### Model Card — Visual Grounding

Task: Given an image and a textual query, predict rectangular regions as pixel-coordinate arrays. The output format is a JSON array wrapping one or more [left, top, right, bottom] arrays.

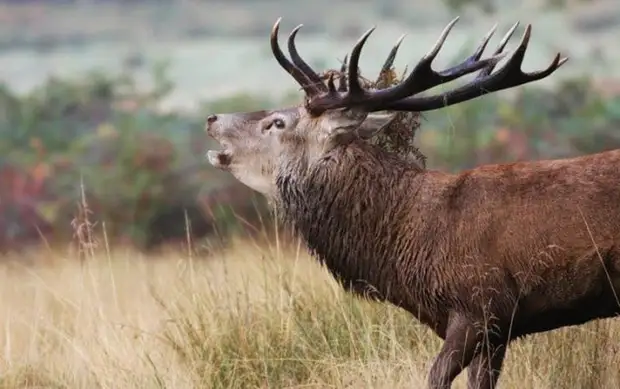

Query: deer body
[[278, 140, 620, 337], [276, 141, 620, 388], [204, 16, 615, 389]]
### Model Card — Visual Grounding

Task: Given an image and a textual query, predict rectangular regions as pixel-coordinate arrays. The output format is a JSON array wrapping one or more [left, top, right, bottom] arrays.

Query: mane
[[275, 141, 433, 303]]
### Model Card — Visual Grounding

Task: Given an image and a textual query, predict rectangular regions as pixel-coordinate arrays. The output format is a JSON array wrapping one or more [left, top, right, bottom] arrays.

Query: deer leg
[[466, 341, 507, 389], [428, 313, 480, 389]]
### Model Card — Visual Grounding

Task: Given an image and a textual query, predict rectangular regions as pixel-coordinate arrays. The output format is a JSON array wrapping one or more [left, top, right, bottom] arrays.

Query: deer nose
[[206, 114, 218, 124]]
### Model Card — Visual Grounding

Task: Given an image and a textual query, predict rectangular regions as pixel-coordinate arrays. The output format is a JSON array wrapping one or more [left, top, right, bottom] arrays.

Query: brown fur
[[275, 139, 620, 388]]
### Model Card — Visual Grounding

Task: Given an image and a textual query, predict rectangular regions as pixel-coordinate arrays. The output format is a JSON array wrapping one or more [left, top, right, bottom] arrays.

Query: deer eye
[[263, 118, 285, 133], [273, 118, 285, 129]]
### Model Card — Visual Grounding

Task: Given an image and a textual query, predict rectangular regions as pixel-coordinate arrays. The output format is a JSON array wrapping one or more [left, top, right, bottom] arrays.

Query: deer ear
[[356, 111, 397, 139], [320, 109, 363, 149], [323, 111, 396, 151]]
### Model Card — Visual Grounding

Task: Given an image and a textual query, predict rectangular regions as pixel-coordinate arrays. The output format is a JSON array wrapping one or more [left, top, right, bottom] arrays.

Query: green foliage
[[0, 61, 275, 248], [1, 60, 619, 250], [420, 75, 620, 170]]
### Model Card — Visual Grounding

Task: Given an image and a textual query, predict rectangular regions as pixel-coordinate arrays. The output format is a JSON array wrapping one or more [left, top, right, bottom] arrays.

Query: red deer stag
[[205, 16, 619, 389]]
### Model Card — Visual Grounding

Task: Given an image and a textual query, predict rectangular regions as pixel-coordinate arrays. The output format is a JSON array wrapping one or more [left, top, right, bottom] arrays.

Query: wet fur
[[275, 140, 620, 387]]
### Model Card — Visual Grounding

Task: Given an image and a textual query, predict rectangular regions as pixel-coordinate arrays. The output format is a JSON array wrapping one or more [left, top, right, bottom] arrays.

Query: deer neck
[[275, 141, 435, 303]]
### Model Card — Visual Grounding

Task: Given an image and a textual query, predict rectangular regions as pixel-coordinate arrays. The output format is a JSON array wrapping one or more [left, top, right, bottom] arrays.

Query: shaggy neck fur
[[275, 140, 450, 325]]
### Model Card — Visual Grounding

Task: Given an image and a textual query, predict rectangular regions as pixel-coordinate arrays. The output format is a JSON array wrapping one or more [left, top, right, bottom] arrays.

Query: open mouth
[[207, 148, 233, 169]]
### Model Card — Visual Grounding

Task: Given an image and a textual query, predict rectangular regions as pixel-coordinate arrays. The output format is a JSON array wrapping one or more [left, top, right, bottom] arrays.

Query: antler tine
[[381, 24, 568, 112], [288, 25, 327, 89], [469, 23, 497, 63], [423, 22, 503, 83], [379, 34, 406, 76], [477, 21, 520, 78], [337, 54, 348, 92], [338, 31, 404, 93], [270, 18, 322, 96], [422, 17, 461, 62], [375, 34, 406, 87], [347, 27, 377, 97]]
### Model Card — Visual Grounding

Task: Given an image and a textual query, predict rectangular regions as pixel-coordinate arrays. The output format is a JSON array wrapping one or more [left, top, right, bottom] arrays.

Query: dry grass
[[0, 239, 617, 389]]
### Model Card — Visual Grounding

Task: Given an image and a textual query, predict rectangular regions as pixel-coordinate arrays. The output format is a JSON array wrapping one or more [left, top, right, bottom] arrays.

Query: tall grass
[[0, 239, 618, 389]]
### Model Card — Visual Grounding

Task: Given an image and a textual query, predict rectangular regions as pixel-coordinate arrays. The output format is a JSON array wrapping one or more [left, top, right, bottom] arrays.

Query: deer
[[204, 16, 620, 389]]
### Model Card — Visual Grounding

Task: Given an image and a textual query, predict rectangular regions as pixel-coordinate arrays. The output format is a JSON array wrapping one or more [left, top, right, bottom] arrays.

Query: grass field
[[0, 238, 619, 389]]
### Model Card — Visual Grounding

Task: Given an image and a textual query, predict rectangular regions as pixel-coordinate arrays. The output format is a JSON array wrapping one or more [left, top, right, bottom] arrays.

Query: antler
[[334, 34, 406, 92], [270, 18, 326, 96], [270, 17, 568, 115], [380, 23, 568, 112], [375, 34, 406, 89]]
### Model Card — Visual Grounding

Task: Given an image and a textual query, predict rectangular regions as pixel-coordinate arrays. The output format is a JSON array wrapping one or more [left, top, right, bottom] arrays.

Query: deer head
[[206, 17, 567, 196]]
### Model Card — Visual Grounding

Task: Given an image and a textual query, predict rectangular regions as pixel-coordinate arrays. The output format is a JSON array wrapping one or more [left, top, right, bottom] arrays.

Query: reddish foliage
[[0, 164, 54, 252]]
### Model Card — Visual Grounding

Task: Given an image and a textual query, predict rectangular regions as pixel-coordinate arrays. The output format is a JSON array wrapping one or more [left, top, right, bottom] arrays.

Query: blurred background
[[1, 0, 619, 255]]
